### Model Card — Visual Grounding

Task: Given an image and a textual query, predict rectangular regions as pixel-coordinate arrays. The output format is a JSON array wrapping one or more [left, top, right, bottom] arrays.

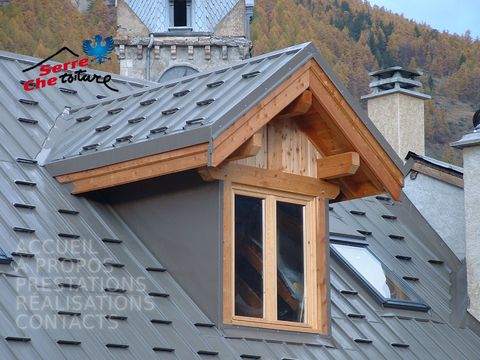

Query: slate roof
[[0, 49, 479, 359], [42, 43, 404, 177], [124, 0, 239, 33]]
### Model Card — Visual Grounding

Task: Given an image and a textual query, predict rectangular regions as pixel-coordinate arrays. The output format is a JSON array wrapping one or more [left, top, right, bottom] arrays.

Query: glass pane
[[332, 244, 413, 301], [276, 201, 305, 322], [234, 195, 264, 318]]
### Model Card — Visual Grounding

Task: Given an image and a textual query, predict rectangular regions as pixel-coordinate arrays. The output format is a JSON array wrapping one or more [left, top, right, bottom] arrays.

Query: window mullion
[[264, 195, 276, 321]]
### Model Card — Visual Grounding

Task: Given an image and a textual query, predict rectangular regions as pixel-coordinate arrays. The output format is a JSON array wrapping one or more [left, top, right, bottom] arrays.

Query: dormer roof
[[42, 43, 404, 201]]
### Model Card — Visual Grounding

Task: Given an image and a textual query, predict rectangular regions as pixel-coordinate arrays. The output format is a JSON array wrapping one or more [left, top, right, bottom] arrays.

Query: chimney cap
[[369, 66, 423, 79], [362, 65, 431, 101]]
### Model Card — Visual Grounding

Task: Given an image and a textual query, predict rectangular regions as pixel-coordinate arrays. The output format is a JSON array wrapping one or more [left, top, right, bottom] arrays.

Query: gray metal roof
[[0, 50, 148, 161], [125, 0, 240, 33], [0, 49, 479, 359], [405, 151, 464, 175], [43, 42, 405, 176]]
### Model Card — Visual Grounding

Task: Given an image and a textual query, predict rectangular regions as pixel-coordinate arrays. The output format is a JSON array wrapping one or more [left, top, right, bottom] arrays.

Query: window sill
[[228, 316, 327, 335], [168, 26, 193, 33]]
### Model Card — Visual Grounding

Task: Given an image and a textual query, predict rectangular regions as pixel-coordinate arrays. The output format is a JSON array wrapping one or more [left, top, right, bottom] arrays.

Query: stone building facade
[[116, 0, 253, 82]]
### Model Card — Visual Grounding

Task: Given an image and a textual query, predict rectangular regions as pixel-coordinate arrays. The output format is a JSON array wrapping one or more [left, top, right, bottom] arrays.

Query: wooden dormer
[[51, 56, 403, 202], [46, 43, 404, 335]]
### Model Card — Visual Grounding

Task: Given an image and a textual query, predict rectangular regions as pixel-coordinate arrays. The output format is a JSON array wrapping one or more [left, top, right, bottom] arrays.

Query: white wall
[[404, 172, 465, 260]]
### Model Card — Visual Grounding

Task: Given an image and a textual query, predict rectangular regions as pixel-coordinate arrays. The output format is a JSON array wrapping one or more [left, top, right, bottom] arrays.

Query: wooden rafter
[[226, 132, 263, 161], [275, 90, 313, 120]]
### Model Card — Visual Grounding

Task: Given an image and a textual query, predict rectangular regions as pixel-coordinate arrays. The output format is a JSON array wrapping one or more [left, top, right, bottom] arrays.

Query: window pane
[[234, 195, 264, 318], [332, 244, 413, 301], [276, 201, 305, 322]]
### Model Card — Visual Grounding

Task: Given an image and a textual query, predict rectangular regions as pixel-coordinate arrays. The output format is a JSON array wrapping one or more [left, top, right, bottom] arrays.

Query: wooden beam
[[57, 143, 209, 194], [411, 162, 463, 188], [317, 152, 360, 180], [199, 163, 340, 199], [308, 62, 403, 200], [275, 90, 313, 120], [226, 132, 263, 161], [211, 63, 311, 166]]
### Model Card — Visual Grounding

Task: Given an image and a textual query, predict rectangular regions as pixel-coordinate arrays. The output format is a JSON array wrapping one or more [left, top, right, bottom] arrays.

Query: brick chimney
[[361, 67, 431, 160], [451, 111, 480, 320]]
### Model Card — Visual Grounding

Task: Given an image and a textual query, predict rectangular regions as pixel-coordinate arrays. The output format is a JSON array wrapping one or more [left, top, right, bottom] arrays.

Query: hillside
[[0, 0, 477, 165], [251, 0, 480, 165]]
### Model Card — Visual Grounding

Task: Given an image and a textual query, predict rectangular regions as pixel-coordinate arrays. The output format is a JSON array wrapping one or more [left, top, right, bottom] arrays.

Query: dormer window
[[223, 183, 329, 334], [331, 242, 430, 312], [169, 0, 192, 29]]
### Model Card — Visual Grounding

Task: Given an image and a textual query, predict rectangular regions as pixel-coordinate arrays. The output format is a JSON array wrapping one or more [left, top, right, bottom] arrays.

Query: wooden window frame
[[223, 182, 329, 334]]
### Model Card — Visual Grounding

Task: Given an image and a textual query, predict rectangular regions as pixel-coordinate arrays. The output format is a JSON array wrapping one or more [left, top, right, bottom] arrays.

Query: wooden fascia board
[[211, 62, 312, 167], [56, 143, 209, 194], [198, 163, 340, 199], [308, 61, 403, 200]]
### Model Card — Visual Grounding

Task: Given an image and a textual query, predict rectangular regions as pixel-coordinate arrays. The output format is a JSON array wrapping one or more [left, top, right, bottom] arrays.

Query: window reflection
[[331, 243, 412, 301], [276, 201, 305, 322], [234, 195, 264, 318]]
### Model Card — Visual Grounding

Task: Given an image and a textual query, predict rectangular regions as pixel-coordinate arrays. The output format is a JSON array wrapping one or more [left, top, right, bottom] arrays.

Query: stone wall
[[117, 0, 150, 41], [214, 0, 245, 37], [117, 36, 251, 81]]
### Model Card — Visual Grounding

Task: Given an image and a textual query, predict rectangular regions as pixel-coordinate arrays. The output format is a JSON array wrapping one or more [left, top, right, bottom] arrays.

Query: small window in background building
[[331, 242, 430, 311], [158, 65, 198, 83], [169, 0, 192, 29], [174, 0, 187, 26]]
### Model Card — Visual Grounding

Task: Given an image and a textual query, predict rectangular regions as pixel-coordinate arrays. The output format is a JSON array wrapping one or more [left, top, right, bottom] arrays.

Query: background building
[[115, 0, 254, 81]]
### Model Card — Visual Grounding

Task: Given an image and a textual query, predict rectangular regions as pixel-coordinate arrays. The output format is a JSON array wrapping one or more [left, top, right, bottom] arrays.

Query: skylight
[[331, 242, 430, 312]]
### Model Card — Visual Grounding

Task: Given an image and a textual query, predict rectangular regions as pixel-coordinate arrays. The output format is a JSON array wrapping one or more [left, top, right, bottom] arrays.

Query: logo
[[22, 35, 118, 92], [82, 35, 114, 64]]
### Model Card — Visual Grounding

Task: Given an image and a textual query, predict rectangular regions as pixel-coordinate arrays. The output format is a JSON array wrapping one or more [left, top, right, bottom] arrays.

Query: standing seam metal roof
[[43, 42, 405, 177], [0, 49, 479, 359]]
